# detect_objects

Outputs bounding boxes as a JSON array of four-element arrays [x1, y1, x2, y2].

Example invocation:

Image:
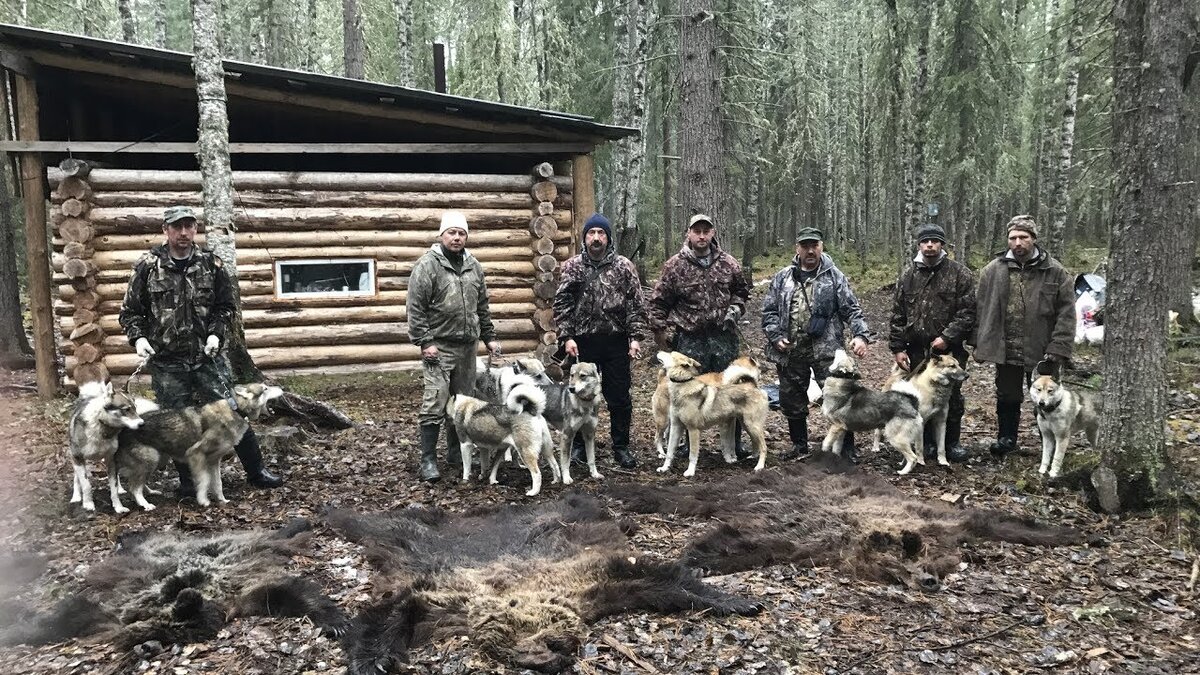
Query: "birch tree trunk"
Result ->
[[393, 0, 414, 86], [342, 0, 367, 79], [118, 0, 136, 42], [662, 62, 676, 259], [153, 0, 168, 48], [192, 0, 263, 383], [305, 0, 320, 69], [1091, 0, 1192, 513], [263, 0, 287, 67], [612, 0, 652, 262], [679, 0, 725, 224], [905, 3, 932, 253], [1046, 19, 1082, 255]]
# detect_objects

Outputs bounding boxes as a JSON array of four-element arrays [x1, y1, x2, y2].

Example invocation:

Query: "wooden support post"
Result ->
[[13, 73, 57, 397], [571, 154, 595, 258]]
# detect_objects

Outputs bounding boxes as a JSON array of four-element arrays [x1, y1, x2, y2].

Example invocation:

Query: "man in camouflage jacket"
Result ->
[[119, 206, 283, 497], [650, 213, 751, 457], [887, 223, 976, 462], [762, 227, 871, 460], [407, 210, 500, 482], [971, 216, 1075, 456], [553, 213, 649, 469]]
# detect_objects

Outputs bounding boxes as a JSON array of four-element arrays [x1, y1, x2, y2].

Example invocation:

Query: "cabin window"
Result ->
[[275, 259, 376, 298]]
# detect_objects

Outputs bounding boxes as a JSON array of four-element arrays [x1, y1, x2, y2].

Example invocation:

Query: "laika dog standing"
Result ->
[[116, 383, 284, 509], [1028, 375, 1099, 478], [67, 382, 146, 513], [537, 361, 603, 484], [821, 349, 924, 475], [655, 351, 769, 477], [446, 381, 558, 496], [872, 354, 969, 466], [651, 355, 760, 460]]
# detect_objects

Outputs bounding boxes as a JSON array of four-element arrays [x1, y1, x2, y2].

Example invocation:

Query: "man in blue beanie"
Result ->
[[552, 213, 649, 469]]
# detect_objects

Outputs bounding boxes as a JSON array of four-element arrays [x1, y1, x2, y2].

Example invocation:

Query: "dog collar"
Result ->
[[668, 375, 693, 383], [826, 372, 861, 381]]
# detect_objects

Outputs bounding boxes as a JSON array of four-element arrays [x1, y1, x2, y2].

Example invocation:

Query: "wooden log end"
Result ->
[[58, 158, 92, 178], [534, 255, 558, 274], [63, 242, 93, 259], [58, 218, 95, 243], [533, 162, 554, 179], [74, 342, 102, 364], [73, 362, 109, 386], [533, 280, 556, 301], [535, 271, 556, 283], [69, 322, 105, 343], [60, 198, 90, 218], [531, 181, 558, 203], [530, 215, 558, 239], [539, 331, 558, 346], [536, 201, 555, 216], [54, 176, 93, 202], [532, 237, 555, 256], [63, 258, 96, 279], [72, 308, 98, 325], [533, 308, 556, 332]]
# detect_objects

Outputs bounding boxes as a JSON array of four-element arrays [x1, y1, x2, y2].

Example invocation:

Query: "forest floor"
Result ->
[[0, 286, 1198, 674]]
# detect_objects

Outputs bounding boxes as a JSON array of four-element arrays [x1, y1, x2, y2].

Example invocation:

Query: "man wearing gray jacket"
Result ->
[[407, 211, 501, 482], [762, 228, 871, 460]]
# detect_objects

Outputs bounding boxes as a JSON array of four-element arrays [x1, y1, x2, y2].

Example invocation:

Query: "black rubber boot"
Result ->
[[842, 433, 858, 464], [446, 424, 462, 467], [989, 400, 1021, 456], [922, 424, 938, 461], [733, 419, 750, 460], [570, 433, 586, 465], [610, 407, 636, 469], [419, 424, 441, 482], [174, 461, 196, 500], [944, 414, 970, 463], [236, 429, 283, 488], [780, 417, 810, 461], [673, 430, 690, 459]]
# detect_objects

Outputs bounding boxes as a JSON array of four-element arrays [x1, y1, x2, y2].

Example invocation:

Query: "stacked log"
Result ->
[[51, 160, 108, 385], [529, 162, 562, 363], [46, 167, 574, 379]]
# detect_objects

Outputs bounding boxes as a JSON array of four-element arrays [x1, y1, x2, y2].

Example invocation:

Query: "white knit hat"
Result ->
[[438, 211, 469, 236]]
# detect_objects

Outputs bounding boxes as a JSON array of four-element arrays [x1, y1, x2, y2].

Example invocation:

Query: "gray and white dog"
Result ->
[[538, 361, 603, 484], [473, 356, 555, 403], [1029, 375, 1099, 478], [446, 382, 559, 497], [821, 349, 925, 475], [67, 381, 147, 514]]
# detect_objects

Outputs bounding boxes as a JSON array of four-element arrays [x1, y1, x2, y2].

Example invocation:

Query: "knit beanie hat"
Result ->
[[1006, 215, 1038, 238], [583, 213, 612, 243], [916, 223, 947, 244], [439, 211, 469, 236]]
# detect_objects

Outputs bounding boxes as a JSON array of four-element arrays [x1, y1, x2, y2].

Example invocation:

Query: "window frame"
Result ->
[[273, 258, 378, 299]]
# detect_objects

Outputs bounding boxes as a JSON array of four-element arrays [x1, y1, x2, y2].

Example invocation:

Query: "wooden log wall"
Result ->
[[46, 164, 576, 379]]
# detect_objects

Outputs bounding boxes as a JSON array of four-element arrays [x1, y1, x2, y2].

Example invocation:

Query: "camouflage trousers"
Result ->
[[672, 326, 740, 374], [147, 358, 234, 410], [419, 339, 478, 427]]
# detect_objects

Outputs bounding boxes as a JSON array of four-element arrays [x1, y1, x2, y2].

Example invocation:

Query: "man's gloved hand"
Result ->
[[134, 338, 156, 359], [203, 335, 220, 357], [722, 305, 741, 330]]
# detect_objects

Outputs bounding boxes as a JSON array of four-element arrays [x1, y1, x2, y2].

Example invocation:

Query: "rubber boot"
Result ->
[[446, 424, 462, 467], [989, 400, 1021, 456], [174, 461, 196, 500], [673, 430, 690, 459], [922, 424, 938, 462], [610, 407, 637, 469], [570, 433, 586, 465], [419, 424, 441, 482], [944, 413, 970, 463], [780, 417, 810, 461], [236, 429, 283, 488], [733, 419, 750, 461], [842, 433, 858, 464]]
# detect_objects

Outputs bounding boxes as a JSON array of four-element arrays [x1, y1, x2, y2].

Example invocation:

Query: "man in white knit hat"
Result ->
[[407, 211, 501, 482]]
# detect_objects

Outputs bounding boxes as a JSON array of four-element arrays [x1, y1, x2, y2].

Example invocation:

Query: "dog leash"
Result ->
[[124, 358, 148, 395]]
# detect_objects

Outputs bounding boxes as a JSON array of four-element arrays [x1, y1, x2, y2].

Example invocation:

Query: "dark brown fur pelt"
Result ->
[[326, 493, 760, 675], [608, 460, 1083, 590], [0, 519, 346, 649]]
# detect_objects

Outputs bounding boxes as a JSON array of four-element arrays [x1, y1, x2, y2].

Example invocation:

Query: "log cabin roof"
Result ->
[[0, 23, 636, 162]]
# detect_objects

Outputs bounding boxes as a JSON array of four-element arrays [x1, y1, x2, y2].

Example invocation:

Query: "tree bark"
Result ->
[[1168, 32, 1199, 331], [1047, 18, 1082, 254], [679, 0, 725, 225], [305, 0, 320, 69], [612, 0, 653, 264], [661, 56, 676, 260], [393, 0, 414, 86], [1092, 0, 1192, 513], [904, 2, 932, 252], [342, 0, 367, 79], [117, 0, 136, 42], [153, 0, 168, 47]]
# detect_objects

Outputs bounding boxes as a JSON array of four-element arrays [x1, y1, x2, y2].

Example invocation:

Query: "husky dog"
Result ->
[[537, 361, 602, 483], [651, 355, 760, 460], [446, 382, 559, 496], [473, 356, 555, 403], [1029, 375, 1099, 478], [871, 354, 969, 466], [822, 349, 924, 475], [67, 381, 146, 513], [655, 352, 769, 477], [116, 384, 284, 509]]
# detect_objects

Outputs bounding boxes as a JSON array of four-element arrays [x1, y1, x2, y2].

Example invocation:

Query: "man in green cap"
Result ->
[[762, 227, 871, 460], [119, 206, 284, 499]]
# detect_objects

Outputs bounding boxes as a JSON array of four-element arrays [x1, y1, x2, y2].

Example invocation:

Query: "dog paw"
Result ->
[[69, 495, 81, 503], [525, 488, 540, 497], [562, 476, 574, 485], [218, 498, 230, 505], [82, 502, 96, 511], [753, 462, 765, 472], [938, 458, 950, 467], [590, 471, 604, 480], [140, 503, 157, 512], [1048, 470, 1060, 479], [656, 465, 670, 474], [1038, 466, 1048, 475], [196, 499, 211, 507], [113, 505, 130, 514], [683, 468, 696, 478]]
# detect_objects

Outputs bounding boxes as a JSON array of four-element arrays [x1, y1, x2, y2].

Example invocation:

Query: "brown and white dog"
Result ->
[[68, 381, 147, 513]]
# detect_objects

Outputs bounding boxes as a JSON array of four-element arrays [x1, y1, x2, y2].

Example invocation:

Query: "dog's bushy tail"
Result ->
[[722, 362, 760, 386], [506, 382, 547, 416], [77, 380, 110, 401]]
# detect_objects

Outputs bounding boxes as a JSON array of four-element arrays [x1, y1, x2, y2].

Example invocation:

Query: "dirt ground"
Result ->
[[0, 286, 1198, 675]]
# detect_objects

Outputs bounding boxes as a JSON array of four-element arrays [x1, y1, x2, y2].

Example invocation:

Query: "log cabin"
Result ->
[[0, 23, 634, 395]]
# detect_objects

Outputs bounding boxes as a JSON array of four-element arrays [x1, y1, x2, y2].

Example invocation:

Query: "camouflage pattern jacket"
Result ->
[[762, 253, 870, 365], [971, 248, 1075, 369], [552, 246, 649, 341], [649, 242, 749, 336], [887, 254, 977, 354], [118, 244, 235, 371], [406, 244, 496, 347]]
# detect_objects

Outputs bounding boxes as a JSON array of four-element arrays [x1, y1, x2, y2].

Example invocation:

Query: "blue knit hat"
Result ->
[[583, 213, 612, 244]]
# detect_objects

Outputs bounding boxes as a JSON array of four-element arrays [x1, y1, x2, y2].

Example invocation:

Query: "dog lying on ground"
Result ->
[[537, 361, 603, 484], [115, 383, 283, 509], [822, 349, 924, 475], [473, 356, 555, 403], [872, 354, 969, 466], [67, 381, 147, 514], [446, 381, 559, 496], [1029, 375, 1099, 478], [655, 352, 769, 477], [651, 355, 760, 460]]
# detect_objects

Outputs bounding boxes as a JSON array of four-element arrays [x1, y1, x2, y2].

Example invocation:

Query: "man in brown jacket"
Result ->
[[888, 223, 975, 462], [971, 216, 1075, 456]]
